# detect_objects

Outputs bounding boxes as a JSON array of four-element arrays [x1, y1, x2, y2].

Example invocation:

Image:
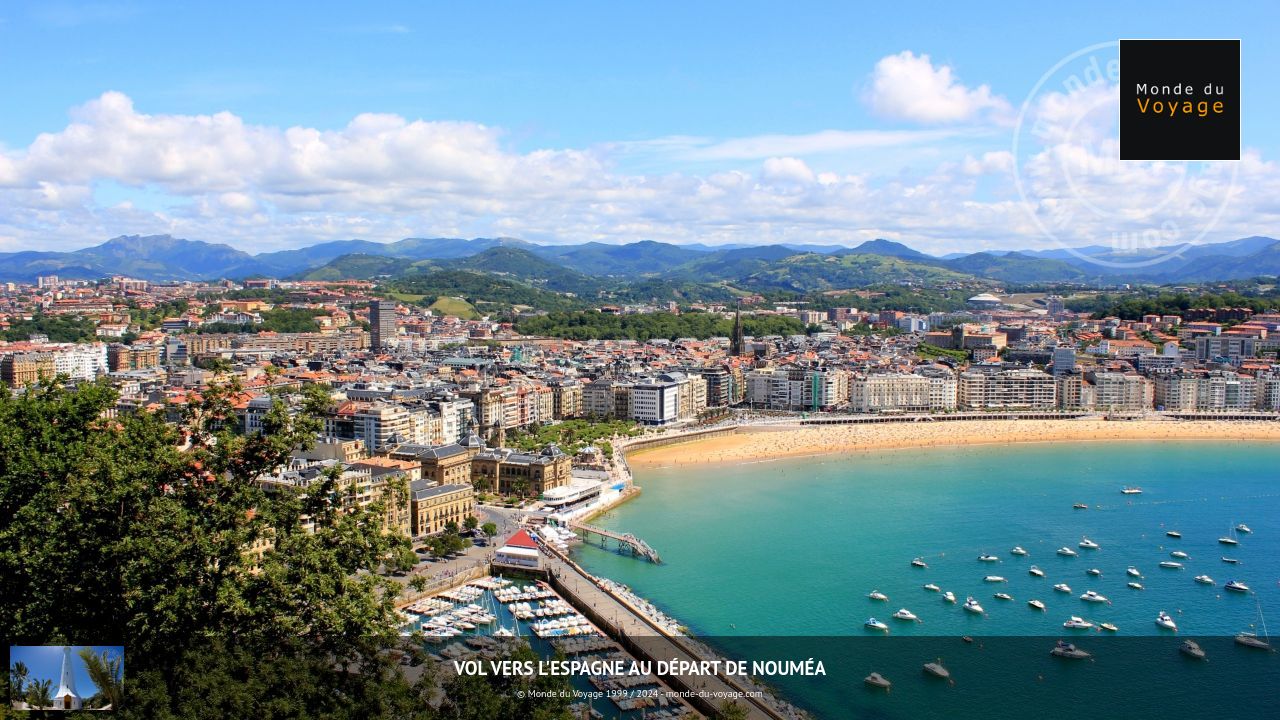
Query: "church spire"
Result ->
[[731, 301, 745, 356]]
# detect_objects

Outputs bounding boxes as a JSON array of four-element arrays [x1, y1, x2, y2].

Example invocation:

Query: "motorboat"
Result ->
[[943, 591, 957, 604], [1053, 583, 1072, 593], [923, 661, 950, 679], [1073, 503, 1088, 509], [1194, 575, 1215, 585], [911, 557, 928, 568], [1155, 611, 1178, 631], [1170, 551, 1189, 559], [868, 590, 889, 601], [994, 592, 1013, 601], [1063, 616, 1093, 629], [1218, 536, 1239, 546], [963, 596, 984, 614], [864, 672, 892, 689], [1029, 565, 1046, 577], [1079, 590, 1109, 603], [1224, 580, 1250, 593], [1086, 568, 1102, 577], [923, 583, 941, 592], [1235, 523, 1252, 534], [1099, 622, 1118, 632], [978, 554, 1000, 562], [1126, 566, 1142, 577], [1159, 561, 1183, 569], [1166, 530, 1181, 538], [1221, 557, 1240, 564], [1121, 486, 1143, 494], [1011, 546, 1028, 556], [983, 575, 1007, 583], [893, 608, 920, 622], [1028, 599, 1046, 611], [1050, 640, 1091, 659], [1057, 547, 1078, 557], [1128, 582, 1144, 590], [864, 617, 890, 632], [1078, 537, 1100, 550], [1180, 640, 1207, 660]]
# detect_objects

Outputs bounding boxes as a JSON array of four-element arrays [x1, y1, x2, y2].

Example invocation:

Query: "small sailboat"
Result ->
[[1063, 616, 1093, 629], [1053, 583, 1072, 593], [1194, 575, 1215, 585], [1219, 536, 1239, 546], [1078, 537, 1100, 550], [1155, 611, 1178, 632], [1234, 599, 1272, 650], [864, 617, 890, 632], [868, 590, 889, 601], [1029, 565, 1046, 577], [1011, 546, 1028, 556], [1028, 599, 1046, 611]]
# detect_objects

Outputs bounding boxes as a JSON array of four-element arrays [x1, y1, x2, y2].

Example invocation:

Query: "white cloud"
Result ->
[[0, 90, 1276, 256], [864, 51, 1012, 125]]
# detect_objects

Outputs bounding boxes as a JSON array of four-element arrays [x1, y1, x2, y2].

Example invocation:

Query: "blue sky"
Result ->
[[9, 645, 123, 700], [1, 1, 1277, 254]]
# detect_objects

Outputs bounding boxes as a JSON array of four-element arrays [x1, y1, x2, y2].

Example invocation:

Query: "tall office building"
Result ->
[[369, 300, 396, 350]]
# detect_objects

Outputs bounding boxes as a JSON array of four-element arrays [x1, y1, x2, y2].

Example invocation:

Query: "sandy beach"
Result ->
[[625, 419, 1280, 468]]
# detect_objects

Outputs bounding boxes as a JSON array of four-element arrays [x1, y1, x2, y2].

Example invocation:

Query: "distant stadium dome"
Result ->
[[967, 293, 1003, 308]]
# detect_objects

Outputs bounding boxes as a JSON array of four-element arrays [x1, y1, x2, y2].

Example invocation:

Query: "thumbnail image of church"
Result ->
[[8, 645, 123, 712]]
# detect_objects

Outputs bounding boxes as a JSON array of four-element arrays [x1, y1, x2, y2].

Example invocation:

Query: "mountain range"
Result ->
[[3, 234, 1279, 290]]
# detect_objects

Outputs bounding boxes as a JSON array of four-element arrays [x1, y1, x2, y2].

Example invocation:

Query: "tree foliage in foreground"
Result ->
[[0, 379, 571, 719]]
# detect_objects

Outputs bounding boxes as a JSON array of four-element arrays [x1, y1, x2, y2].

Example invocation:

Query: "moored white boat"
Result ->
[[1078, 537, 1099, 550], [1053, 583, 1072, 593], [1224, 580, 1250, 593], [994, 592, 1013, 601], [868, 590, 889, 601], [923, 583, 940, 592], [983, 575, 1007, 583], [963, 596, 984, 614], [943, 591, 957, 604], [864, 617, 890, 632], [1029, 565, 1046, 577], [1159, 561, 1183, 569], [892, 608, 919, 622], [1028, 599, 1046, 610], [1194, 575, 1214, 585], [1126, 566, 1142, 577], [1011, 546, 1028, 556], [1155, 611, 1178, 631], [1128, 582, 1144, 590], [1057, 547, 1078, 557], [1079, 590, 1108, 603], [1063, 616, 1093, 629]]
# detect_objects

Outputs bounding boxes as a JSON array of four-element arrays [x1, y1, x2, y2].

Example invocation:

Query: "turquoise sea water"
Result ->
[[573, 441, 1280, 719]]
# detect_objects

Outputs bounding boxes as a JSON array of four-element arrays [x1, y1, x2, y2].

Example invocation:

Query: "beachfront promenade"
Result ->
[[542, 552, 787, 720]]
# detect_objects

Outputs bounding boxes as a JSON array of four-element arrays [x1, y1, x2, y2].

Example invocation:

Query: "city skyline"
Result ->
[[2, 2, 1279, 256]]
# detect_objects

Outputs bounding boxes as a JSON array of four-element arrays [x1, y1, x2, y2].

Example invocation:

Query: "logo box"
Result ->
[[1120, 39, 1240, 161]]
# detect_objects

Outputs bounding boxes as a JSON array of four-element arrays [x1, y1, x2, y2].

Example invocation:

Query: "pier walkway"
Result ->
[[544, 553, 784, 720], [568, 520, 662, 563]]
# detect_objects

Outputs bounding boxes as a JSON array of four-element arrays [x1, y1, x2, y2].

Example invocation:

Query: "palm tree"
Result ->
[[9, 661, 28, 707], [78, 648, 124, 710], [26, 678, 53, 710]]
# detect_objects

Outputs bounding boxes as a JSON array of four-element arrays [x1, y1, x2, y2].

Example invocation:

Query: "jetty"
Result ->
[[568, 520, 662, 563]]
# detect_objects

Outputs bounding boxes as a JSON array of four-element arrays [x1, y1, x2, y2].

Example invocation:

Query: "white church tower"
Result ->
[[53, 646, 82, 711]]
